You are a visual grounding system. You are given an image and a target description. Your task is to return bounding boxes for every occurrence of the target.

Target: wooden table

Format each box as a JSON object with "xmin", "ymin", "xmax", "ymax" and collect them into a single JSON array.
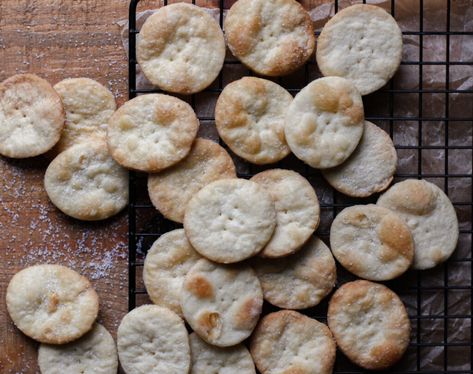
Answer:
[{"xmin": 0, "ymin": 1, "xmax": 326, "ymax": 372}]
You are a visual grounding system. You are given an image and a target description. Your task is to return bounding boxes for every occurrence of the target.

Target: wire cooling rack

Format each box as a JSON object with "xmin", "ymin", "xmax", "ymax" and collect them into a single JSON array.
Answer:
[{"xmin": 127, "ymin": 0, "xmax": 473, "ymax": 372}]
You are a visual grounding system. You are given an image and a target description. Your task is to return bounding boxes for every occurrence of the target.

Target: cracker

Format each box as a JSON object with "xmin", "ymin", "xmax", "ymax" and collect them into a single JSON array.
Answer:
[
  {"xmin": 250, "ymin": 310, "xmax": 336, "ymax": 374},
  {"xmin": 225, "ymin": 0, "xmax": 315, "ymax": 76},
  {"xmin": 189, "ymin": 332, "xmax": 256, "ymax": 374},
  {"xmin": 6, "ymin": 264, "xmax": 99, "ymax": 344},
  {"xmin": 377, "ymin": 179, "xmax": 459, "ymax": 269},
  {"xmin": 316, "ymin": 4, "xmax": 403, "ymax": 95},
  {"xmin": 327, "ymin": 280, "xmax": 410, "ymax": 370},
  {"xmin": 284, "ymin": 76, "xmax": 364, "ymax": 169},
  {"xmin": 181, "ymin": 259, "xmax": 263, "ymax": 347},
  {"xmin": 252, "ymin": 236, "xmax": 336, "ymax": 309},
  {"xmin": 330, "ymin": 204, "xmax": 414, "ymax": 281},
  {"xmin": 117, "ymin": 305, "xmax": 190, "ymax": 374},
  {"xmin": 52, "ymin": 78, "xmax": 116, "ymax": 154},
  {"xmin": 184, "ymin": 178, "xmax": 276, "ymax": 263},
  {"xmin": 44, "ymin": 140, "xmax": 128, "ymax": 221},
  {"xmin": 137, "ymin": 3, "xmax": 225, "ymax": 94},
  {"xmin": 322, "ymin": 121, "xmax": 397, "ymax": 197},
  {"xmin": 107, "ymin": 94, "xmax": 199, "ymax": 172},
  {"xmin": 143, "ymin": 229, "xmax": 201, "ymax": 316},
  {"xmin": 0, "ymin": 74, "xmax": 64, "ymax": 158},
  {"xmin": 215, "ymin": 77, "xmax": 292, "ymax": 165},
  {"xmin": 148, "ymin": 138, "xmax": 236, "ymax": 223},
  {"xmin": 250, "ymin": 169, "xmax": 320, "ymax": 257},
  {"xmin": 38, "ymin": 323, "xmax": 118, "ymax": 374}
]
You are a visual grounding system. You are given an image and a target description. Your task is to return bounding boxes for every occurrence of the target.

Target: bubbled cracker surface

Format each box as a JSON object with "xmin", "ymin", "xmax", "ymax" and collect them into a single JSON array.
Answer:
[
  {"xmin": 184, "ymin": 179, "xmax": 276, "ymax": 263},
  {"xmin": 6, "ymin": 264, "xmax": 99, "ymax": 344},
  {"xmin": 327, "ymin": 280, "xmax": 410, "ymax": 370},
  {"xmin": 143, "ymin": 229, "xmax": 201, "ymax": 316},
  {"xmin": 285, "ymin": 76, "xmax": 364, "ymax": 169},
  {"xmin": 52, "ymin": 78, "xmax": 116, "ymax": 154},
  {"xmin": 225, "ymin": 0, "xmax": 315, "ymax": 76},
  {"xmin": 189, "ymin": 333, "xmax": 256, "ymax": 374},
  {"xmin": 107, "ymin": 94, "xmax": 199, "ymax": 172},
  {"xmin": 0, "ymin": 74, "xmax": 64, "ymax": 158},
  {"xmin": 38, "ymin": 323, "xmax": 118, "ymax": 374},
  {"xmin": 322, "ymin": 121, "xmax": 397, "ymax": 197},
  {"xmin": 148, "ymin": 138, "xmax": 236, "ymax": 223},
  {"xmin": 215, "ymin": 77, "xmax": 292, "ymax": 165},
  {"xmin": 137, "ymin": 3, "xmax": 225, "ymax": 94},
  {"xmin": 377, "ymin": 179, "xmax": 459, "ymax": 270},
  {"xmin": 330, "ymin": 204, "xmax": 414, "ymax": 281},
  {"xmin": 44, "ymin": 140, "xmax": 128, "ymax": 221},
  {"xmin": 117, "ymin": 305, "xmax": 190, "ymax": 374},
  {"xmin": 181, "ymin": 259, "xmax": 263, "ymax": 347},
  {"xmin": 252, "ymin": 236, "xmax": 336, "ymax": 309},
  {"xmin": 251, "ymin": 169, "xmax": 319, "ymax": 257},
  {"xmin": 250, "ymin": 310, "xmax": 336, "ymax": 374},
  {"xmin": 316, "ymin": 4, "xmax": 403, "ymax": 95}
]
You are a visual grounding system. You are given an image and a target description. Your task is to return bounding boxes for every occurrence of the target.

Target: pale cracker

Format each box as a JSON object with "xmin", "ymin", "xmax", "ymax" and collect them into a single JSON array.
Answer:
[
  {"xmin": 252, "ymin": 236, "xmax": 336, "ymax": 309},
  {"xmin": 316, "ymin": 4, "xmax": 403, "ymax": 95},
  {"xmin": 6, "ymin": 264, "xmax": 99, "ymax": 344},
  {"xmin": 107, "ymin": 94, "xmax": 199, "ymax": 172},
  {"xmin": 215, "ymin": 77, "xmax": 292, "ymax": 165},
  {"xmin": 44, "ymin": 140, "xmax": 128, "ymax": 221},
  {"xmin": 184, "ymin": 178, "xmax": 276, "ymax": 263},
  {"xmin": 52, "ymin": 78, "xmax": 116, "ymax": 154},
  {"xmin": 181, "ymin": 258, "xmax": 263, "ymax": 347},
  {"xmin": 377, "ymin": 179, "xmax": 459, "ymax": 270},
  {"xmin": 189, "ymin": 332, "xmax": 256, "ymax": 374},
  {"xmin": 285, "ymin": 76, "xmax": 364, "ymax": 169},
  {"xmin": 250, "ymin": 310, "xmax": 336, "ymax": 374},
  {"xmin": 38, "ymin": 323, "xmax": 118, "ymax": 374},
  {"xmin": 117, "ymin": 305, "xmax": 190, "ymax": 374},
  {"xmin": 225, "ymin": 0, "xmax": 315, "ymax": 76},
  {"xmin": 330, "ymin": 204, "xmax": 414, "ymax": 281},
  {"xmin": 137, "ymin": 3, "xmax": 225, "ymax": 94},
  {"xmin": 0, "ymin": 74, "xmax": 64, "ymax": 158},
  {"xmin": 250, "ymin": 169, "xmax": 320, "ymax": 257},
  {"xmin": 328, "ymin": 280, "xmax": 410, "ymax": 370},
  {"xmin": 148, "ymin": 138, "xmax": 236, "ymax": 223},
  {"xmin": 143, "ymin": 229, "xmax": 201, "ymax": 316},
  {"xmin": 322, "ymin": 121, "xmax": 397, "ymax": 197}
]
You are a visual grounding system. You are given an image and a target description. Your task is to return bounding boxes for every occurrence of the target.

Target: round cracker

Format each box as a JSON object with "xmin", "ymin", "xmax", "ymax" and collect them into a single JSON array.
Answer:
[
  {"xmin": 44, "ymin": 140, "xmax": 128, "ymax": 221},
  {"xmin": 143, "ymin": 229, "xmax": 201, "ymax": 316},
  {"xmin": 148, "ymin": 138, "xmax": 236, "ymax": 223},
  {"xmin": 52, "ymin": 78, "xmax": 116, "ymax": 154},
  {"xmin": 322, "ymin": 121, "xmax": 397, "ymax": 197},
  {"xmin": 6, "ymin": 264, "xmax": 99, "ymax": 344},
  {"xmin": 252, "ymin": 236, "xmax": 336, "ymax": 309},
  {"xmin": 215, "ymin": 77, "xmax": 292, "ymax": 165},
  {"xmin": 0, "ymin": 74, "xmax": 64, "ymax": 158},
  {"xmin": 377, "ymin": 179, "xmax": 459, "ymax": 270},
  {"xmin": 284, "ymin": 76, "xmax": 364, "ymax": 169},
  {"xmin": 225, "ymin": 0, "xmax": 315, "ymax": 76},
  {"xmin": 328, "ymin": 280, "xmax": 410, "ymax": 370},
  {"xmin": 181, "ymin": 259, "xmax": 263, "ymax": 347},
  {"xmin": 316, "ymin": 4, "xmax": 403, "ymax": 95},
  {"xmin": 250, "ymin": 169, "xmax": 320, "ymax": 257},
  {"xmin": 38, "ymin": 323, "xmax": 118, "ymax": 374},
  {"xmin": 189, "ymin": 332, "xmax": 256, "ymax": 374},
  {"xmin": 184, "ymin": 178, "xmax": 276, "ymax": 263},
  {"xmin": 117, "ymin": 305, "xmax": 190, "ymax": 374},
  {"xmin": 330, "ymin": 204, "xmax": 414, "ymax": 281},
  {"xmin": 137, "ymin": 3, "xmax": 225, "ymax": 94},
  {"xmin": 107, "ymin": 94, "xmax": 199, "ymax": 172},
  {"xmin": 250, "ymin": 310, "xmax": 336, "ymax": 374}
]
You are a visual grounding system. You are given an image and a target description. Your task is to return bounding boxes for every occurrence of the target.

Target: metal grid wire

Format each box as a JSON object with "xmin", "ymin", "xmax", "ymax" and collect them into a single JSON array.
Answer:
[{"xmin": 127, "ymin": 0, "xmax": 473, "ymax": 372}]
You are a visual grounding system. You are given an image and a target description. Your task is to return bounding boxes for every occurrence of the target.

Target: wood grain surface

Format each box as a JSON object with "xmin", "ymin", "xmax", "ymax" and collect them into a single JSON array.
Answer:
[{"xmin": 0, "ymin": 0, "xmax": 326, "ymax": 372}]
